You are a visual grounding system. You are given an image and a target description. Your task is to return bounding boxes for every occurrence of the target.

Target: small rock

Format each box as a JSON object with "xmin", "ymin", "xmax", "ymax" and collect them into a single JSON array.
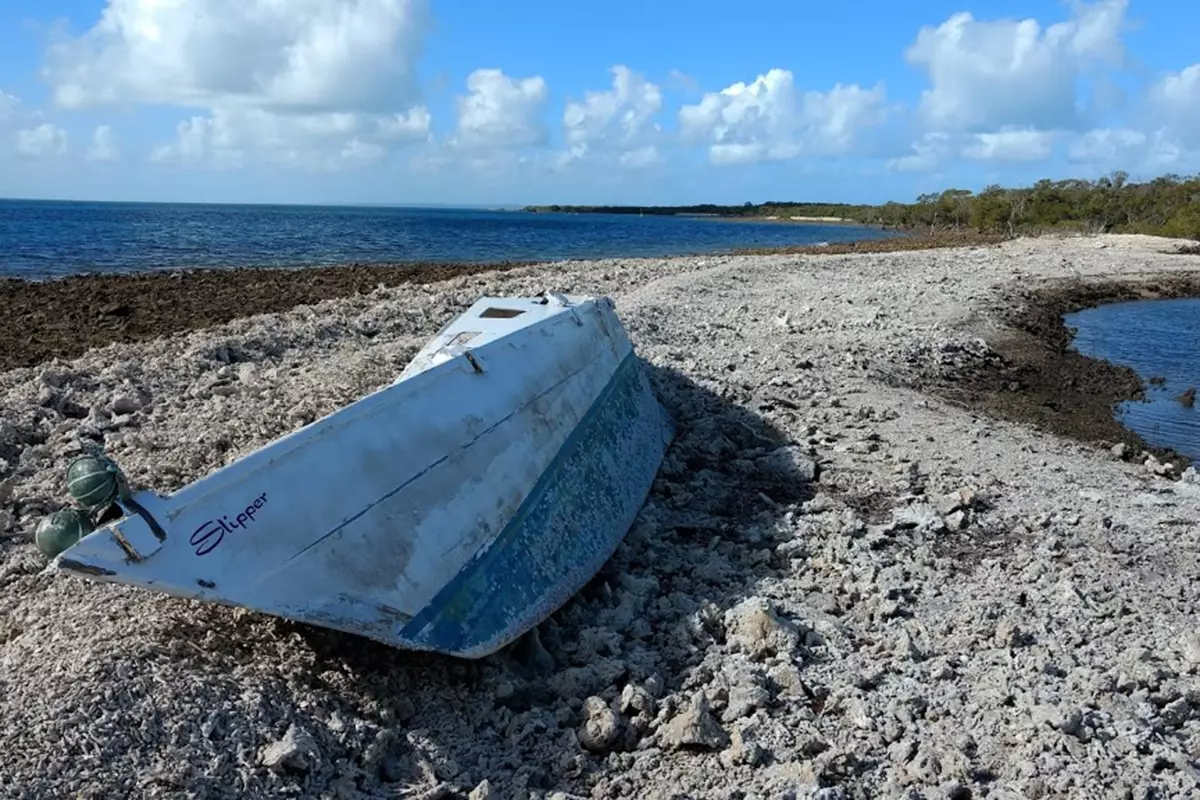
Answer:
[
  {"xmin": 928, "ymin": 659, "xmax": 956, "ymax": 681},
  {"xmin": 1030, "ymin": 704, "xmax": 1085, "ymax": 739},
  {"xmin": 893, "ymin": 502, "xmax": 946, "ymax": 533},
  {"xmin": 260, "ymin": 724, "xmax": 319, "ymax": 773},
  {"xmin": 894, "ymin": 629, "xmax": 924, "ymax": 661},
  {"xmin": 1144, "ymin": 454, "xmax": 1175, "ymax": 477},
  {"xmin": 719, "ymin": 725, "xmax": 765, "ymax": 767},
  {"xmin": 468, "ymin": 780, "xmax": 495, "ymax": 800},
  {"xmin": 933, "ymin": 491, "xmax": 965, "ymax": 516},
  {"xmin": 40, "ymin": 368, "xmax": 69, "ymax": 389},
  {"xmin": 944, "ymin": 510, "xmax": 968, "ymax": 530},
  {"xmin": 756, "ymin": 445, "xmax": 818, "ymax": 484},
  {"xmin": 110, "ymin": 391, "xmax": 144, "ymax": 415},
  {"xmin": 659, "ymin": 692, "xmax": 728, "ymax": 750},
  {"xmin": 767, "ymin": 662, "xmax": 809, "ymax": 699},
  {"xmin": 1110, "ymin": 443, "xmax": 1128, "ymax": 460},
  {"xmin": 1179, "ymin": 631, "xmax": 1200, "ymax": 664},
  {"xmin": 802, "ymin": 495, "xmax": 835, "ymax": 514},
  {"xmin": 843, "ymin": 697, "xmax": 874, "ymax": 730},
  {"xmin": 722, "ymin": 669, "xmax": 771, "ymax": 722},
  {"xmin": 725, "ymin": 598, "xmax": 801, "ymax": 661},
  {"xmin": 1160, "ymin": 697, "xmax": 1192, "ymax": 727},
  {"xmin": 619, "ymin": 684, "xmax": 655, "ymax": 717},
  {"xmin": 578, "ymin": 696, "xmax": 621, "ymax": 753},
  {"xmin": 889, "ymin": 739, "xmax": 916, "ymax": 764},
  {"xmin": 994, "ymin": 618, "xmax": 1023, "ymax": 648}
]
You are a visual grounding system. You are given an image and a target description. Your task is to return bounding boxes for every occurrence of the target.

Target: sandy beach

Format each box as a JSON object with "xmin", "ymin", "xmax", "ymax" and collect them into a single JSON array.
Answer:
[{"xmin": 2, "ymin": 233, "xmax": 1200, "ymax": 798}]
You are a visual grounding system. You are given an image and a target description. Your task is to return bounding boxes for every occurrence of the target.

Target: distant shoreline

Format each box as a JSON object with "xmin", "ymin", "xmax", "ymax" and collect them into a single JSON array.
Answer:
[{"xmin": 0, "ymin": 230, "xmax": 1000, "ymax": 371}]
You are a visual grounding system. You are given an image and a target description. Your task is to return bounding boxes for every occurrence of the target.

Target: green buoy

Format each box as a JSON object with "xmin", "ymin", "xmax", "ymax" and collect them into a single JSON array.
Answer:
[
  {"xmin": 66, "ymin": 453, "xmax": 126, "ymax": 512},
  {"xmin": 35, "ymin": 508, "xmax": 94, "ymax": 558}
]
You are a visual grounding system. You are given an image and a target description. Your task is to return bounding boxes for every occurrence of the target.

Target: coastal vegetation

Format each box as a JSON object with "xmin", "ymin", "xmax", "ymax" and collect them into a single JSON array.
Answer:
[{"xmin": 524, "ymin": 171, "xmax": 1200, "ymax": 240}]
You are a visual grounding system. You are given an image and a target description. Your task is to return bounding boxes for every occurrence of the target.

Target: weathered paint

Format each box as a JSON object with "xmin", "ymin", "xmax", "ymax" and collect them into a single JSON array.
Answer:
[
  {"xmin": 400, "ymin": 350, "xmax": 674, "ymax": 657},
  {"xmin": 51, "ymin": 294, "xmax": 675, "ymax": 658}
]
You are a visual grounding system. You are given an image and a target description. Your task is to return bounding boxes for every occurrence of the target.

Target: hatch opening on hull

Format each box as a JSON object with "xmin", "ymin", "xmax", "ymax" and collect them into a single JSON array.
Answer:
[{"xmin": 480, "ymin": 307, "xmax": 526, "ymax": 319}]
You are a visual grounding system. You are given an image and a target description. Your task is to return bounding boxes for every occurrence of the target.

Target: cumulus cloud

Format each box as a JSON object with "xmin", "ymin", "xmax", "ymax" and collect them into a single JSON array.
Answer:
[
  {"xmin": 149, "ymin": 107, "xmax": 413, "ymax": 171},
  {"xmin": 559, "ymin": 66, "xmax": 663, "ymax": 168},
  {"xmin": 1147, "ymin": 63, "xmax": 1200, "ymax": 148},
  {"xmin": 452, "ymin": 69, "xmax": 549, "ymax": 152},
  {"xmin": 86, "ymin": 125, "xmax": 118, "ymax": 162},
  {"xmin": 16, "ymin": 123, "xmax": 68, "ymax": 158},
  {"xmin": 887, "ymin": 133, "xmax": 953, "ymax": 172},
  {"xmin": 1068, "ymin": 128, "xmax": 1146, "ymax": 163},
  {"xmin": 1062, "ymin": 61, "xmax": 1200, "ymax": 173},
  {"xmin": 10, "ymin": 0, "xmax": 1192, "ymax": 184},
  {"xmin": 678, "ymin": 69, "xmax": 889, "ymax": 166},
  {"xmin": 48, "ymin": 0, "xmax": 433, "ymax": 172},
  {"xmin": 904, "ymin": 0, "xmax": 1128, "ymax": 133},
  {"xmin": 0, "ymin": 94, "xmax": 69, "ymax": 161},
  {"xmin": 44, "ymin": 0, "xmax": 431, "ymax": 113},
  {"xmin": 962, "ymin": 129, "xmax": 1058, "ymax": 161}
]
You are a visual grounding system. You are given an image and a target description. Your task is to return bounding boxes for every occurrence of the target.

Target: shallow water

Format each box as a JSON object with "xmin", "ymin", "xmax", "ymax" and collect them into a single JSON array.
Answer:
[
  {"xmin": 1065, "ymin": 297, "xmax": 1200, "ymax": 464},
  {"xmin": 0, "ymin": 199, "xmax": 897, "ymax": 280}
]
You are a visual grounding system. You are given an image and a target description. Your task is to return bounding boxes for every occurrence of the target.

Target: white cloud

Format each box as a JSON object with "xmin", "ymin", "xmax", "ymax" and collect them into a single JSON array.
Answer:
[
  {"xmin": 905, "ymin": 0, "xmax": 1128, "ymax": 133},
  {"xmin": 377, "ymin": 107, "xmax": 433, "ymax": 142},
  {"xmin": 1147, "ymin": 63, "xmax": 1200, "ymax": 148},
  {"xmin": 150, "ymin": 116, "xmax": 217, "ymax": 166},
  {"xmin": 452, "ymin": 68, "xmax": 549, "ymax": 152},
  {"xmin": 0, "ymin": 91, "xmax": 18, "ymax": 123},
  {"xmin": 962, "ymin": 129, "xmax": 1058, "ymax": 161},
  {"xmin": 1068, "ymin": 127, "xmax": 1194, "ymax": 171},
  {"xmin": 887, "ymin": 132, "xmax": 953, "ymax": 172},
  {"xmin": 86, "ymin": 125, "xmax": 118, "ymax": 162},
  {"xmin": 678, "ymin": 69, "xmax": 889, "ymax": 165},
  {"xmin": 48, "ymin": 0, "xmax": 433, "ymax": 173},
  {"xmin": 559, "ymin": 66, "xmax": 663, "ymax": 168},
  {"xmin": 0, "ymin": 93, "xmax": 69, "ymax": 162},
  {"xmin": 16, "ymin": 123, "xmax": 68, "ymax": 158},
  {"xmin": 148, "ymin": 107, "xmax": 414, "ymax": 171},
  {"xmin": 667, "ymin": 70, "xmax": 699, "ymax": 94},
  {"xmin": 1061, "ymin": 63, "xmax": 1200, "ymax": 172},
  {"xmin": 1068, "ymin": 127, "xmax": 1146, "ymax": 163},
  {"xmin": 44, "ymin": 0, "xmax": 431, "ymax": 114},
  {"xmin": 338, "ymin": 139, "xmax": 388, "ymax": 169},
  {"xmin": 618, "ymin": 146, "xmax": 663, "ymax": 169},
  {"xmin": 6, "ymin": 0, "xmax": 1191, "ymax": 188}
]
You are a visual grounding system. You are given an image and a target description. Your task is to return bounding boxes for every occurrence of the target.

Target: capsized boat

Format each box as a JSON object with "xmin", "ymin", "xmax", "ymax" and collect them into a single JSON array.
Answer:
[{"xmin": 46, "ymin": 293, "xmax": 675, "ymax": 659}]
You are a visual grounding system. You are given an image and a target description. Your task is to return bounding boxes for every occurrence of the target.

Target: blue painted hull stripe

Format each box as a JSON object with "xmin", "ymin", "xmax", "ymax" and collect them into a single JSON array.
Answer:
[{"xmin": 398, "ymin": 351, "xmax": 673, "ymax": 656}]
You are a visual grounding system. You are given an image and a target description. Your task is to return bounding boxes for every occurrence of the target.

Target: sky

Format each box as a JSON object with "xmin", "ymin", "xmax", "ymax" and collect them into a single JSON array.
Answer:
[{"xmin": 0, "ymin": 0, "xmax": 1198, "ymax": 207}]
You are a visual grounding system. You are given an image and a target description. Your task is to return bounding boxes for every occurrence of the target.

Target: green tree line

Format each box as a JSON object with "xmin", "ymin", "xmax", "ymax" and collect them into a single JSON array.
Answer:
[{"xmin": 524, "ymin": 172, "xmax": 1200, "ymax": 239}]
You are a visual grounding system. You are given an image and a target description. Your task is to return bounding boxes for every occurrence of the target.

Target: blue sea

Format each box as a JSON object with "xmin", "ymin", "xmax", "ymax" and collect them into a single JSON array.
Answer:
[
  {"xmin": 0, "ymin": 199, "xmax": 897, "ymax": 281},
  {"xmin": 1066, "ymin": 297, "xmax": 1200, "ymax": 465}
]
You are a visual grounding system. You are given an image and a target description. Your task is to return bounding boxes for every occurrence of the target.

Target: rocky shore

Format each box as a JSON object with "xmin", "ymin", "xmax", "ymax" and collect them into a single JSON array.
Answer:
[{"xmin": 2, "ymin": 233, "xmax": 1200, "ymax": 799}]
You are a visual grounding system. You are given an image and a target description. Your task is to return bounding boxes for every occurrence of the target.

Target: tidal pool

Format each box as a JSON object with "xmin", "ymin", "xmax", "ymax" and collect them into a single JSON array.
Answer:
[{"xmin": 1065, "ymin": 297, "xmax": 1200, "ymax": 465}]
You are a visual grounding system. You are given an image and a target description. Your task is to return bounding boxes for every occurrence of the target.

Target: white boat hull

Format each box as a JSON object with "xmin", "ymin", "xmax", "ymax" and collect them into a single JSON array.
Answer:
[{"xmin": 52, "ymin": 294, "xmax": 675, "ymax": 658}]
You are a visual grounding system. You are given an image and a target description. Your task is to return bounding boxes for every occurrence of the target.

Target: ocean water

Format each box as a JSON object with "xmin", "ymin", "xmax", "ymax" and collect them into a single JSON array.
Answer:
[
  {"xmin": 1065, "ymin": 297, "xmax": 1200, "ymax": 464},
  {"xmin": 0, "ymin": 199, "xmax": 897, "ymax": 280}
]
